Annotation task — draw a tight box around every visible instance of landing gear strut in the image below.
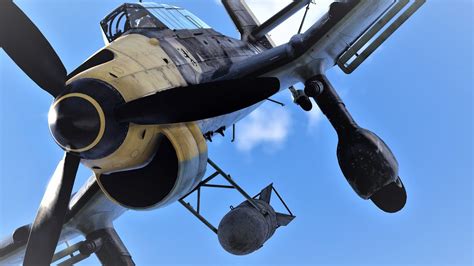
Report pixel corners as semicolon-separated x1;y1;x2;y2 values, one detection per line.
305;75;407;213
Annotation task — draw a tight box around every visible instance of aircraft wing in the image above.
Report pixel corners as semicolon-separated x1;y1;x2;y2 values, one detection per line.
221;0;276;48
0;176;126;264
216;0;425;88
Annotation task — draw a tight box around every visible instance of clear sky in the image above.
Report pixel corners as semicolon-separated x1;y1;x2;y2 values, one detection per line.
0;0;472;265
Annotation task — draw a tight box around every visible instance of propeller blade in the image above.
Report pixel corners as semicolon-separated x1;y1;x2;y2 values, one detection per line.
115;77;280;125
0;1;66;97
23;153;80;265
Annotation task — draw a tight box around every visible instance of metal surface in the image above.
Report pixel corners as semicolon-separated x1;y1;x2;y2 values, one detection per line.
0;0;424;262
88;228;135;266
207;159;262;212
96;123;208;210
180;159;295;247
266;98;285;107
178;165;223;235
338;0;426;73
0;1;66;97
52;241;84;263
57;253;90;266
251;0;311;39
253;184;295;226
221;0;275;48
215;0;396;89
50;79;128;160
255;184;295;217
0;225;29;258
297;1;313;34
201;184;235;189
311;75;405;211
370;177;407;213
179;200;218;234
24;153;81;265
270;186;294;217
231;124;236;142
115;78;280;125
290;86;312;111
218;200;278;255
179;158;263;234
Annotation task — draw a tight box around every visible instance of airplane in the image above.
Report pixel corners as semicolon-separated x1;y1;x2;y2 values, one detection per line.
0;0;426;265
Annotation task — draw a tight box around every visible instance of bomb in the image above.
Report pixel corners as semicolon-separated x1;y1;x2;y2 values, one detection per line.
217;185;294;255
218;200;277;255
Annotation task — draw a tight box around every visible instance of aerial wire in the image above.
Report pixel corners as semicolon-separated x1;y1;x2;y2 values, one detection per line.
297;1;316;34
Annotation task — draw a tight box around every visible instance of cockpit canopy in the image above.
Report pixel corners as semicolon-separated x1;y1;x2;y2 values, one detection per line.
101;2;211;42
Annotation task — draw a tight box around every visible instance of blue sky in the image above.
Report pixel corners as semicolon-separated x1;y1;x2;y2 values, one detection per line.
0;0;472;265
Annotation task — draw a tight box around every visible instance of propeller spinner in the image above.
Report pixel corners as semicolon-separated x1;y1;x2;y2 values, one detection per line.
48;93;105;153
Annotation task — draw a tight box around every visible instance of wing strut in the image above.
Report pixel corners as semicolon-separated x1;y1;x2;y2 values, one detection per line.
50;228;135;266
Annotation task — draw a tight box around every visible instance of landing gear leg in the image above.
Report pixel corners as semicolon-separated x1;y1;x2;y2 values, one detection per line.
305;75;407;213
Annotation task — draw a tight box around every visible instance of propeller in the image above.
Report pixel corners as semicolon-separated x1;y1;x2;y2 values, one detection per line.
115;77;280;125
0;0;66;97
0;1;281;263
23;153;80;265
0;2;80;264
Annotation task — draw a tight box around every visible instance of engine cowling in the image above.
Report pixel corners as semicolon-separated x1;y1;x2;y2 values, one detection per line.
96;123;208;209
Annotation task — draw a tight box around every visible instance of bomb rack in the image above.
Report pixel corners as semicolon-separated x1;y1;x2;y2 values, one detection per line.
179;158;295;255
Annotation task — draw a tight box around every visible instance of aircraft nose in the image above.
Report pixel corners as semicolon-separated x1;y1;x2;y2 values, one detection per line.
48;92;105;153
47;78;128;160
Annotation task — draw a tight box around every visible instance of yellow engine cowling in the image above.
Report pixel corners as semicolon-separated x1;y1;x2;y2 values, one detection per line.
66;33;197;174
57;32;210;209
96;122;208;209
61;33;208;209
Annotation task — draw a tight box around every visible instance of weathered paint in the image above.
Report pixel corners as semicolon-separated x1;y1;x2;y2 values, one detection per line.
0;0;421;262
66;28;267;174
49;93;106;153
95;122;208;210
67;34;192;174
65;33;211;210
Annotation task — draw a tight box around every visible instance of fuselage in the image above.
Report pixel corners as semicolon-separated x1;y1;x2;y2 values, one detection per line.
64;0;393;176
0;1;397;263
70;28;265;175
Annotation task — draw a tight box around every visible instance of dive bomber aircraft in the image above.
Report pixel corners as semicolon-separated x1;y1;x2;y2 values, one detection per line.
0;0;425;264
